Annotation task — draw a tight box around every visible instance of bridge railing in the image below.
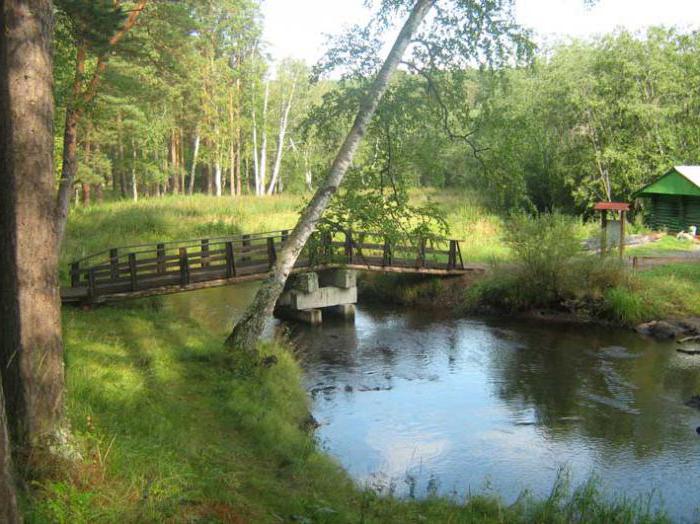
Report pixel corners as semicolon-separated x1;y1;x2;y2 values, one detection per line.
68;229;464;299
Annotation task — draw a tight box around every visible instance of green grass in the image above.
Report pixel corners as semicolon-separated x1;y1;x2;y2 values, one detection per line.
27;305;669;523
627;236;700;257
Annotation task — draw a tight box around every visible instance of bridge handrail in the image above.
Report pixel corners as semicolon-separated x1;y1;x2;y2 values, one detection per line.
70;229;292;266
70;229;463;267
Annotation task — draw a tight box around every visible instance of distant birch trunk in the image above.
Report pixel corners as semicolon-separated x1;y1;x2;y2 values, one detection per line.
258;80;270;196
252;108;260;194
188;131;200;195
131;139;138;202
226;0;435;354
215;159;222;197
267;77;296;195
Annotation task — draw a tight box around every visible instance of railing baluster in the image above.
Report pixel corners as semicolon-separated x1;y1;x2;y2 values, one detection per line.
71;262;80;288
110;248;119;280
88;268;97;300
201;239;210;268
448;240;457;270
267;237;277;268
383;238;392;267
345;230;353;263
179;248;190;285
129;253;138;291
157;244;166;274
225;241;236;278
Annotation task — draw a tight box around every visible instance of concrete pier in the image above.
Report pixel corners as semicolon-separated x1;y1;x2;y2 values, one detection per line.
274;269;357;325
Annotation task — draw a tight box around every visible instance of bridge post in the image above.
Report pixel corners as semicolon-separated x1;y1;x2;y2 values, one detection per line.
128;253;138;292
382;238;392;267
88;268;97;301
418;238;426;268
225;241;236;278
110;248;120;280
344;230;353;263
267;237;277;268
156;244;166;274
242;234;251;264
179;248;190;285
448;240;457;270
70;262;80;288
201;239;210;268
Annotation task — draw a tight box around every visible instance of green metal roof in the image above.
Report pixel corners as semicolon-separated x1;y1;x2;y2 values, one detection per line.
634;166;700;198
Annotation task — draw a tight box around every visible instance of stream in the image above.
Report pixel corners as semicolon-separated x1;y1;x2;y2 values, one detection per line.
159;284;700;522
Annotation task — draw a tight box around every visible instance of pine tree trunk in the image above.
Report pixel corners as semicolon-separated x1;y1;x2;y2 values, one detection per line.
226;0;435;354
0;375;20;523
0;0;67;473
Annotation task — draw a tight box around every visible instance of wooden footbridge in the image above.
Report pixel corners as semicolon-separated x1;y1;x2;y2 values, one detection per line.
62;230;480;304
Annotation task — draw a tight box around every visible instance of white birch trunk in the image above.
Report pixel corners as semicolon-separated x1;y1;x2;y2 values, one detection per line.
227;0;435;354
188;131;200;195
215;159;222;197
131;140;138;202
252;108;260;195
258;81;270;196
267;78;297;195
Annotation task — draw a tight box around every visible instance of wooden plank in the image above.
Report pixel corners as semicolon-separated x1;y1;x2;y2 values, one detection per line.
267;237;277;268
110;248;120;280
201;239;210;268
157;244;166;274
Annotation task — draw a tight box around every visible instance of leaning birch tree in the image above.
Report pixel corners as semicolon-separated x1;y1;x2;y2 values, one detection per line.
227;0;530;355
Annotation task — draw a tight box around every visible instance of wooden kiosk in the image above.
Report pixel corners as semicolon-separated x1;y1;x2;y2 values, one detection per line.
594;202;630;257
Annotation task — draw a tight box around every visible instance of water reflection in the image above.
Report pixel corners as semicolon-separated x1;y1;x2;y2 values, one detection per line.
157;288;700;522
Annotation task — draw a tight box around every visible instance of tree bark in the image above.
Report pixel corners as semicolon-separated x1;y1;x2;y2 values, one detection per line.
267;78;296;195
0;376;20;523
0;0;67;474
252;108;260;194
226;0;435;354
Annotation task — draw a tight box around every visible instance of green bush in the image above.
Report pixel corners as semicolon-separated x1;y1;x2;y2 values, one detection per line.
504;212;583;304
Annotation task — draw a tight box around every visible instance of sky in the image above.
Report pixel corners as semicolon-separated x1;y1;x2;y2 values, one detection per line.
262;0;700;65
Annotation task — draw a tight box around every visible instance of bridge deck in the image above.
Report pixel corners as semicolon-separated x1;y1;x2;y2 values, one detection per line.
62;230;479;304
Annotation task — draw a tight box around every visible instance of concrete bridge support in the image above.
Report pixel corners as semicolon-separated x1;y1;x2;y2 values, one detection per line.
274;269;357;325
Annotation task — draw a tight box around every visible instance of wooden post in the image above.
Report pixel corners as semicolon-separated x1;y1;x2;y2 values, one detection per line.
128;253;137;291
382;238;392;267
156;244;166;274
344;230;353;263
88;268;97;300
619;210;625;258
323;232;333;262
281;230;289;244
448;240;457;270
600;210;608;257
201;239;210;267
225;241;236;278
418;238;426;268
110;248;119;280
71;262;80;288
179;247;190;285
267;237;277;268
242;234;251;264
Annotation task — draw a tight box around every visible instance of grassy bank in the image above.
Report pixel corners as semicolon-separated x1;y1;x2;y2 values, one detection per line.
28;304;669;522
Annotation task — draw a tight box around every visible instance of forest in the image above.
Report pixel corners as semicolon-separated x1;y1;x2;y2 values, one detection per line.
52;1;700;217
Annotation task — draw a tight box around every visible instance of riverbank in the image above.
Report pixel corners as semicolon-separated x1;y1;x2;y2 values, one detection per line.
34;195;679;521
27;304;670;522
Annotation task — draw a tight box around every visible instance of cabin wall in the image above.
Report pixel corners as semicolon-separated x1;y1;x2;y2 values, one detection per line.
649;194;700;232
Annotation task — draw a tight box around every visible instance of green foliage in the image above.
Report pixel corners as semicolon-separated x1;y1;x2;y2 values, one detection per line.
504;212;583;303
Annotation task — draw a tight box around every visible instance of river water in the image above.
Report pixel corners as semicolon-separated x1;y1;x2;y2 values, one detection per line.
160;284;700;522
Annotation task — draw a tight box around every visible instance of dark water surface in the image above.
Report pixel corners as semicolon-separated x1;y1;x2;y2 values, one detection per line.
160;285;700;522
